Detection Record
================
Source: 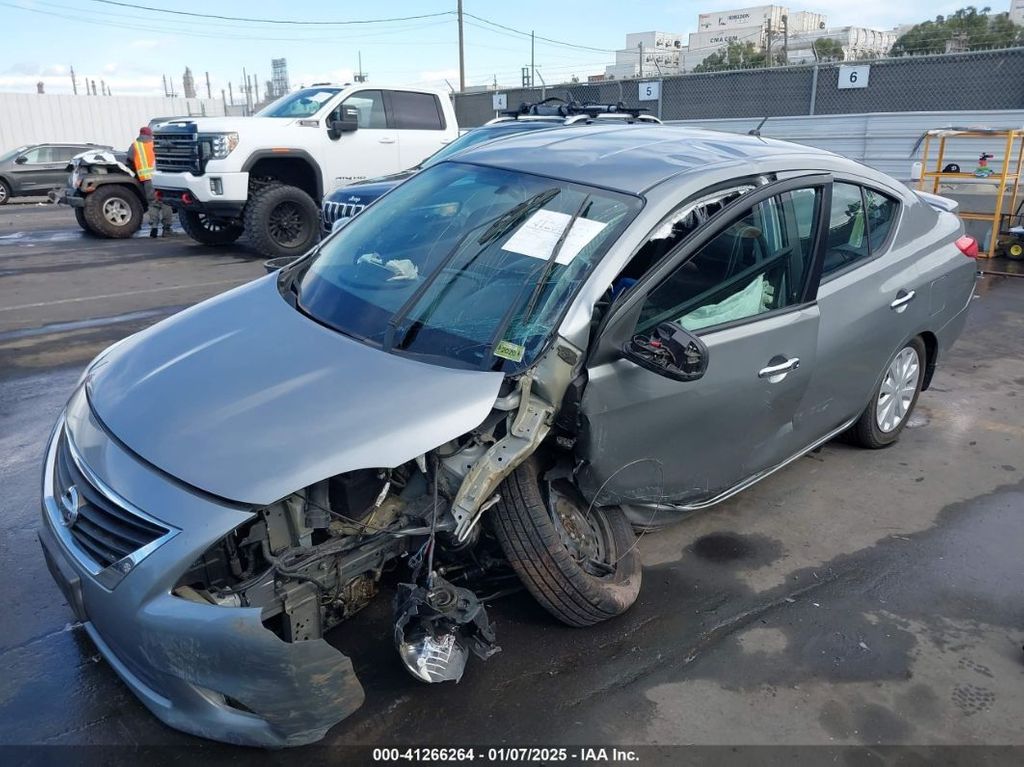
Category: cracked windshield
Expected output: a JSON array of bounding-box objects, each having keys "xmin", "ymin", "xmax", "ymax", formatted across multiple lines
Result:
[{"xmin": 296, "ymin": 162, "xmax": 639, "ymax": 369}]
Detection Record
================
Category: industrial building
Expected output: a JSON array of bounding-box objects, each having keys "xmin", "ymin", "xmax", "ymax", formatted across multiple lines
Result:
[{"xmin": 605, "ymin": 4, "xmax": 899, "ymax": 78}]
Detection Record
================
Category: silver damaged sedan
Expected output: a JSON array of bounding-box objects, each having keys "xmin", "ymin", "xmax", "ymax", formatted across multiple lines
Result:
[{"xmin": 38, "ymin": 126, "xmax": 978, "ymax": 746}]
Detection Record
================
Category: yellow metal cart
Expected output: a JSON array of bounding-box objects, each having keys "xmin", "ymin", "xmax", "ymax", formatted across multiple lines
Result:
[{"xmin": 917, "ymin": 128, "xmax": 1024, "ymax": 258}]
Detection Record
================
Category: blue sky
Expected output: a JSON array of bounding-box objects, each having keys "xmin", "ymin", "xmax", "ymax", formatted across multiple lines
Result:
[{"xmin": 1, "ymin": 0, "xmax": 977, "ymax": 97}]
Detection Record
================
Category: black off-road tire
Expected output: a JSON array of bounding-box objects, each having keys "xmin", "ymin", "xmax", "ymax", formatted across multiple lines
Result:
[
  {"xmin": 82, "ymin": 185, "xmax": 144, "ymax": 238},
  {"xmin": 243, "ymin": 183, "xmax": 320, "ymax": 259},
  {"xmin": 491, "ymin": 459, "xmax": 642, "ymax": 627},
  {"xmin": 0, "ymin": 179, "xmax": 10, "ymax": 205},
  {"xmin": 178, "ymin": 210, "xmax": 243, "ymax": 245},
  {"xmin": 850, "ymin": 336, "xmax": 926, "ymax": 449},
  {"xmin": 73, "ymin": 207, "xmax": 93, "ymax": 233}
]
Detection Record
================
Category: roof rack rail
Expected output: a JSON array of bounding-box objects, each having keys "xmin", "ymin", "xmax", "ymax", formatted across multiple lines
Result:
[{"xmin": 502, "ymin": 95, "xmax": 650, "ymax": 120}]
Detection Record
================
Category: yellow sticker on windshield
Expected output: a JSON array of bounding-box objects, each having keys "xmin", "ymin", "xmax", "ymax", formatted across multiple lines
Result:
[{"xmin": 494, "ymin": 340, "xmax": 525, "ymax": 363}]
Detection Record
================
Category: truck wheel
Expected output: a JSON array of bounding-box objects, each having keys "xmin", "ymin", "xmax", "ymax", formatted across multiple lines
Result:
[
  {"xmin": 244, "ymin": 183, "xmax": 320, "ymax": 258},
  {"xmin": 491, "ymin": 458, "xmax": 642, "ymax": 627},
  {"xmin": 178, "ymin": 210, "xmax": 243, "ymax": 245},
  {"xmin": 73, "ymin": 207, "xmax": 93, "ymax": 234},
  {"xmin": 83, "ymin": 185, "xmax": 143, "ymax": 238},
  {"xmin": 0, "ymin": 179, "xmax": 10, "ymax": 205}
]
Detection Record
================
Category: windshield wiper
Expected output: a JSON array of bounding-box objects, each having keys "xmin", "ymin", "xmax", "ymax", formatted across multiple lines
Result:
[
  {"xmin": 480, "ymin": 194, "xmax": 592, "ymax": 369},
  {"xmin": 384, "ymin": 188, "xmax": 561, "ymax": 352}
]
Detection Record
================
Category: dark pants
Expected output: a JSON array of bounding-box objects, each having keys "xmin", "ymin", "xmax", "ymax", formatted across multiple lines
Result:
[{"xmin": 142, "ymin": 180, "xmax": 173, "ymax": 229}]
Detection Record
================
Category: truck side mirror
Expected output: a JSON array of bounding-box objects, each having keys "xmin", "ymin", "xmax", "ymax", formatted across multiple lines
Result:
[
  {"xmin": 14, "ymin": 155, "xmax": 27, "ymax": 165},
  {"xmin": 327, "ymin": 106, "xmax": 360, "ymax": 140}
]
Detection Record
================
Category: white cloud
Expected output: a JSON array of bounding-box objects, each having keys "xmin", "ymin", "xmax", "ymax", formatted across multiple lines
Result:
[{"xmin": 129, "ymin": 39, "xmax": 161, "ymax": 50}]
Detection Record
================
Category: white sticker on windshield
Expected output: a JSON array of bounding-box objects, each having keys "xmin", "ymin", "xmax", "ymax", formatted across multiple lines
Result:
[{"xmin": 501, "ymin": 210, "xmax": 607, "ymax": 265}]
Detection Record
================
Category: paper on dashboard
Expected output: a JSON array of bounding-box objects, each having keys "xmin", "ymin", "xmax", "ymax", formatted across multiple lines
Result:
[{"xmin": 502, "ymin": 209, "xmax": 607, "ymax": 265}]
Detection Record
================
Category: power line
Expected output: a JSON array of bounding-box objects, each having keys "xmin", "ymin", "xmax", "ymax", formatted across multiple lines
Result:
[
  {"xmin": 463, "ymin": 11, "xmax": 618, "ymax": 53},
  {"xmin": 83, "ymin": 0, "xmax": 453, "ymax": 26}
]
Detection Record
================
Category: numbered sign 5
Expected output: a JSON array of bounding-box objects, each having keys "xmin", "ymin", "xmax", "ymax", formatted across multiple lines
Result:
[
  {"xmin": 837, "ymin": 65, "xmax": 870, "ymax": 90},
  {"xmin": 639, "ymin": 81, "xmax": 660, "ymax": 101}
]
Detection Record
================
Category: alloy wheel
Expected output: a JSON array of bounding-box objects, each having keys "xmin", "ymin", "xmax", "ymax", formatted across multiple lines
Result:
[
  {"xmin": 267, "ymin": 201, "xmax": 309, "ymax": 247},
  {"xmin": 102, "ymin": 197, "xmax": 132, "ymax": 226},
  {"xmin": 875, "ymin": 346, "xmax": 920, "ymax": 433},
  {"xmin": 0, "ymin": 185, "xmax": 7, "ymax": 204}
]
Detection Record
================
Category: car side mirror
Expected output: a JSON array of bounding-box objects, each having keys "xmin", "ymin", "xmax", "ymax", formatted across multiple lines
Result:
[
  {"xmin": 14, "ymin": 155, "xmax": 27, "ymax": 164},
  {"xmin": 327, "ymin": 106, "xmax": 360, "ymax": 139},
  {"xmin": 623, "ymin": 321, "xmax": 709, "ymax": 382}
]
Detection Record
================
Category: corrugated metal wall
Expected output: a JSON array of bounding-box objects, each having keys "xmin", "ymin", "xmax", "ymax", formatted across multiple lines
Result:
[
  {"xmin": 672, "ymin": 110, "xmax": 1024, "ymax": 180},
  {"xmin": 0, "ymin": 94, "xmax": 225, "ymax": 154}
]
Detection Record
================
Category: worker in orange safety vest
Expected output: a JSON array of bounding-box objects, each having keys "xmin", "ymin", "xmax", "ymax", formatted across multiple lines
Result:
[{"xmin": 127, "ymin": 126, "xmax": 172, "ymax": 237}]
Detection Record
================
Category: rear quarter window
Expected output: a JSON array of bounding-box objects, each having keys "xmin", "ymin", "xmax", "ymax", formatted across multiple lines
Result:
[{"xmin": 391, "ymin": 91, "xmax": 446, "ymax": 130}]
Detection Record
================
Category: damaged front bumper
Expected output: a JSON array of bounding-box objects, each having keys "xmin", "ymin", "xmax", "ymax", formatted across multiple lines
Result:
[{"xmin": 37, "ymin": 388, "xmax": 365, "ymax": 747}]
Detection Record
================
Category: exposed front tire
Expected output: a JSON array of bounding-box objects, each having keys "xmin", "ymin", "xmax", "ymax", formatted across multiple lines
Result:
[
  {"xmin": 178, "ymin": 210, "xmax": 243, "ymax": 245},
  {"xmin": 491, "ymin": 458, "xmax": 642, "ymax": 627},
  {"xmin": 82, "ymin": 185, "xmax": 143, "ymax": 238},
  {"xmin": 0, "ymin": 179, "xmax": 10, "ymax": 205},
  {"xmin": 850, "ymin": 336, "xmax": 926, "ymax": 449},
  {"xmin": 243, "ymin": 183, "xmax": 320, "ymax": 259}
]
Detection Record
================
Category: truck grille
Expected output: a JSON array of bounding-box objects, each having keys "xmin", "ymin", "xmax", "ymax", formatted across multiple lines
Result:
[
  {"xmin": 54, "ymin": 432, "xmax": 169, "ymax": 570},
  {"xmin": 322, "ymin": 200, "xmax": 366, "ymax": 228},
  {"xmin": 154, "ymin": 125, "xmax": 201, "ymax": 175}
]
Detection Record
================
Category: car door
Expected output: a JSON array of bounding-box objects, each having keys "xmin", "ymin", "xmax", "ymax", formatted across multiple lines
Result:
[
  {"xmin": 578, "ymin": 175, "xmax": 832, "ymax": 508},
  {"xmin": 10, "ymin": 146, "xmax": 60, "ymax": 193},
  {"xmin": 386, "ymin": 90, "xmax": 451, "ymax": 168},
  {"xmin": 322, "ymin": 89, "xmax": 400, "ymax": 190},
  {"xmin": 801, "ymin": 182, "xmax": 930, "ymax": 437}
]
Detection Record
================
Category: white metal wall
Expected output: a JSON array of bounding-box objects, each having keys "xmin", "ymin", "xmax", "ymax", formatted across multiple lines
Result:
[
  {"xmin": 671, "ymin": 110, "xmax": 1024, "ymax": 180},
  {"xmin": 0, "ymin": 94, "xmax": 225, "ymax": 154}
]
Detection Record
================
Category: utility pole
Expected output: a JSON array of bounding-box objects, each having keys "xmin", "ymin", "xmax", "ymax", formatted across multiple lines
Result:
[
  {"xmin": 782, "ymin": 14, "xmax": 788, "ymax": 65},
  {"xmin": 457, "ymin": 0, "xmax": 465, "ymax": 92},
  {"xmin": 638, "ymin": 42, "xmax": 643, "ymax": 78},
  {"xmin": 228, "ymin": 82, "xmax": 234, "ymax": 107},
  {"xmin": 253, "ymin": 74, "xmax": 259, "ymax": 105},
  {"xmin": 162, "ymin": 74, "xmax": 168, "ymax": 97},
  {"xmin": 531, "ymin": 30, "xmax": 536, "ymax": 91},
  {"xmin": 221, "ymin": 88, "xmax": 227, "ymax": 113},
  {"xmin": 205, "ymin": 71, "xmax": 212, "ymax": 99},
  {"xmin": 242, "ymin": 67, "xmax": 250, "ymax": 112},
  {"xmin": 70, "ymin": 65, "xmax": 78, "ymax": 95},
  {"xmin": 355, "ymin": 51, "xmax": 367, "ymax": 83},
  {"xmin": 766, "ymin": 20, "xmax": 773, "ymax": 67}
]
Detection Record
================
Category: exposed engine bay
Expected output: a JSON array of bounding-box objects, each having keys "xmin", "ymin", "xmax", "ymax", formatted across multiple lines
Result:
[{"xmin": 172, "ymin": 342, "xmax": 579, "ymax": 683}]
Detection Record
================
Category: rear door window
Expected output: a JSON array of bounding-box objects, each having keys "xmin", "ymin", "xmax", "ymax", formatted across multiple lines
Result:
[
  {"xmin": 865, "ymin": 189, "xmax": 899, "ymax": 252},
  {"xmin": 390, "ymin": 91, "xmax": 445, "ymax": 130},
  {"xmin": 822, "ymin": 183, "xmax": 900, "ymax": 277}
]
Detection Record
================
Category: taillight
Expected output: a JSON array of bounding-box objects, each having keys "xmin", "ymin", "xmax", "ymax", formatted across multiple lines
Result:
[
  {"xmin": 955, "ymin": 235, "xmax": 978, "ymax": 258},
  {"xmin": 153, "ymin": 189, "xmax": 162, "ymax": 201}
]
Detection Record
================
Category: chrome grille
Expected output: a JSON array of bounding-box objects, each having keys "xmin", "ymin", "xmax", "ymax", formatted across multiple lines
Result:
[
  {"xmin": 54, "ymin": 432, "xmax": 168, "ymax": 569},
  {"xmin": 322, "ymin": 200, "xmax": 366, "ymax": 227},
  {"xmin": 154, "ymin": 126, "xmax": 201, "ymax": 175}
]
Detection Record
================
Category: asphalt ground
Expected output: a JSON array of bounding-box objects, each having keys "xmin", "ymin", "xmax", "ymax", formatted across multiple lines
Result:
[{"xmin": 1, "ymin": 202, "xmax": 1022, "ymax": 761}]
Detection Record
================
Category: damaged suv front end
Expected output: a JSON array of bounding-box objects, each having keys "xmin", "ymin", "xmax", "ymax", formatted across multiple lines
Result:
[{"xmin": 38, "ymin": 158, "xmax": 640, "ymax": 746}]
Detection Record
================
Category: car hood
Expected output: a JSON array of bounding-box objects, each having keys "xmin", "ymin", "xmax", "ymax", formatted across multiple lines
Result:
[
  {"xmin": 84, "ymin": 277, "xmax": 504, "ymax": 505},
  {"xmin": 324, "ymin": 173, "xmax": 415, "ymax": 204}
]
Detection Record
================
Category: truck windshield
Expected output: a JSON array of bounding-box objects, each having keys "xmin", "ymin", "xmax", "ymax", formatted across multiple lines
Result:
[
  {"xmin": 257, "ymin": 87, "xmax": 341, "ymax": 118},
  {"xmin": 295, "ymin": 162, "xmax": 640, "ymax": 370}
]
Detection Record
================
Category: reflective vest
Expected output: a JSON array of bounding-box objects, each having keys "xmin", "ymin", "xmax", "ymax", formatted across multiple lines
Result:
[{"xmin": 131, "ymin": 138, "xmax": 156, "ymax": 181}]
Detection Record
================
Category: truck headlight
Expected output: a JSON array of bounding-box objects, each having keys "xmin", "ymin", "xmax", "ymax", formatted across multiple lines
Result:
[{"xmin": 200, "ymin": 132, "xmax": 239, "ymax": 160}]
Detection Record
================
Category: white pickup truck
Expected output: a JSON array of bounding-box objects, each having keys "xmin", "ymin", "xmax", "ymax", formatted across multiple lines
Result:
[{"xmin": 153, "ymin": 84, "xmax": 458, "ymax": 257}]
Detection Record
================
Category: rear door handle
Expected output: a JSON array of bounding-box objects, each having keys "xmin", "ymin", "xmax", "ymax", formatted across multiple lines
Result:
[
  {"xmin": 758, "ymin": 357, "xmax": 800, "ymax": 380},
  {"xmin": 378, "ymin": 137, "xmax": 396, "ymax": 144},
  {"xmin": 890, "ymin": 289, "xmax": 916, "ymax": 312}
]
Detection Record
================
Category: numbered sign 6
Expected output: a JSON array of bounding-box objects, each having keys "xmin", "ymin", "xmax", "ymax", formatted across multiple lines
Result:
[{"xmin": 837, "ymin": 65, "xmax": 870, "ymax": 90}]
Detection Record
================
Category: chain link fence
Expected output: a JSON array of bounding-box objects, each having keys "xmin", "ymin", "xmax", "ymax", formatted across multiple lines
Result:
[{"xmin": 454, "ymin": 47, "xmax": 1024, "ymax": 127}]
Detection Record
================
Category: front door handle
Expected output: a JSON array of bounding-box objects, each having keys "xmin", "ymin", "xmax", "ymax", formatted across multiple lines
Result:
[
  {"xmin": 378, "ymin": 137, "xmax": 396, "ymax": 144},
  {"xmin": 758, "ymin": 357, "xmax": 800, "ymax": 381},
  {"xmin": 890, "ymin": 289, "xmax": 916, "ymax": 312}
]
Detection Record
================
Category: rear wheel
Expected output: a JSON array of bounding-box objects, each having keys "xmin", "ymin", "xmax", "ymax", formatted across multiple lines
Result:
[
  {"xmin": 82, "ymin": 185, "xmax": 143, "ymax": 238},
  {"xmin": 491, "ymin": 458, "xmax": 642, "ymax": 627},
  {"xmin": 850, "ymin": 336, "xmax": 926, "ymax": 449},
  {"xmin": 178, "ymin": 210, "xmax": 243, "ymax": 245},
  {"xmin": 243, "ymin": 183, "xmax": 320, "ymax": 259}
]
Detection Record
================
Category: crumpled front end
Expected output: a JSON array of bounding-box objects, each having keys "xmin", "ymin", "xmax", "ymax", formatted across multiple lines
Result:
[{"xmin": 38, "ymin": 386, "xmax": 365, "ymax": 747}]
